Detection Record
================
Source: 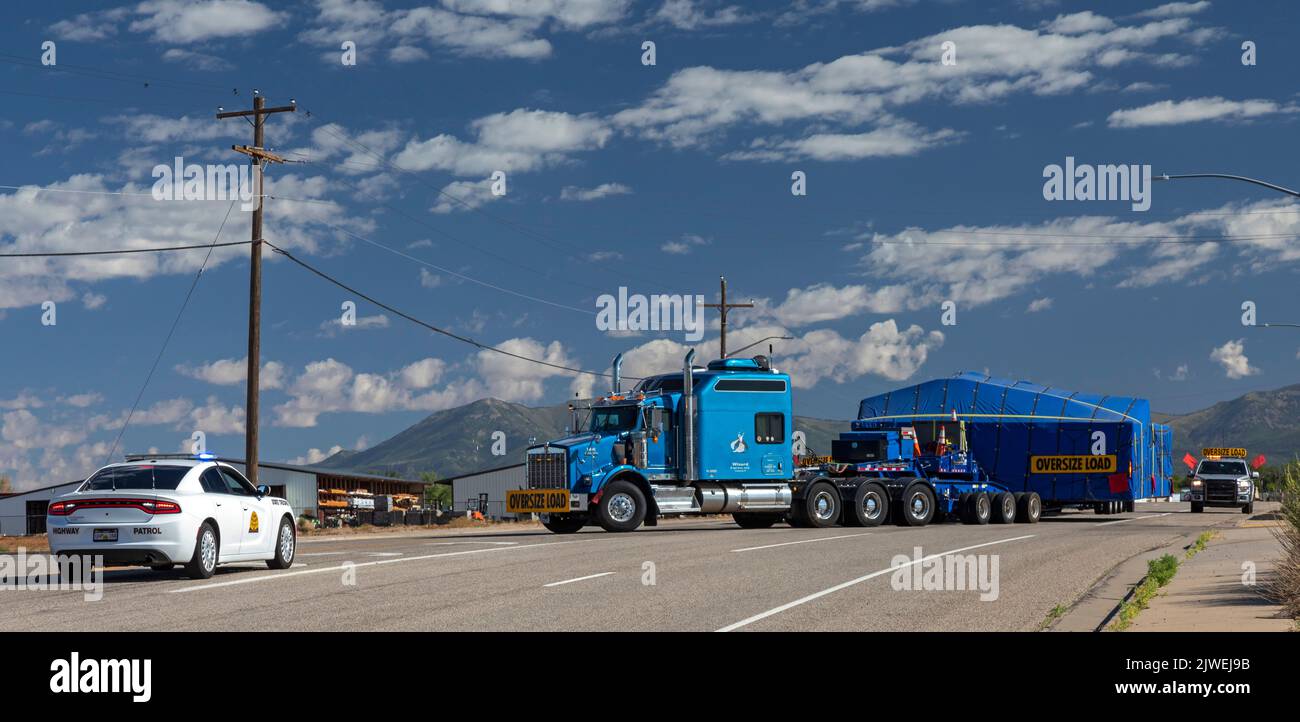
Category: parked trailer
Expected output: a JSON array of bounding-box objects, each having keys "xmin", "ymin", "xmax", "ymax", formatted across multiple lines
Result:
[{"xmin": 509, "ymin": 353, "xmax": 1174, "ymax": 533}]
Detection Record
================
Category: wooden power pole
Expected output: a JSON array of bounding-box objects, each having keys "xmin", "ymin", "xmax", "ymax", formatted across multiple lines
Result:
[
  {"xmin": 216, "ymin": 93, "xmax": 294, "ymax": 483},
  {"xmin": 704, "ymin": 276, "xmax": 753, "ymax": 359}
]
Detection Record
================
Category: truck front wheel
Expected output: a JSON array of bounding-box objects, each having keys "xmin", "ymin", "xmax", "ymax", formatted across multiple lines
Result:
[
  {"xmin": 543, "ymin": 515, "xmax": 586, "ymax": 534},
  {"xmin": 1191, "ymin": 501, "xmax": 1204, "ymax": 513},
  {"xmin": 596, "ymin": 481, "xmax": 647, "ymax": 532},
  {"xmin": 1242, "ymin": 502, "xmax": 1254, "ymax": 514},
  {"xmin": 898, "ymin": 484, "xmax": 936, "ymax": 527}
]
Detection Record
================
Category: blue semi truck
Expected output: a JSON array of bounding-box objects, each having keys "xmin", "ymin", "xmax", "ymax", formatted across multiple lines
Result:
[{"xmin": 506, "ymin": 352, "xmax": 1174, "ymax": 533}]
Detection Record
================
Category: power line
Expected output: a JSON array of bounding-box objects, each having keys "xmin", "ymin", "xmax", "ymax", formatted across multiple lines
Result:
[
  {"xmin": 103, "ymin": 200, "xmax": 240, "ymax": 467},
  {"xmin": 263, "ymin": 239, "xmax": 632, "ymax": 380},
  {"xmin": 0, "ymin": 240, "xmax": 252, "ymax": 258},
  {"xmin": 311, "ymin": 219, "xmax": 595, "ymax": 315},
  {"xmin": 864, "ymin": 234, "xmax": 1300, "ymax": 248}
]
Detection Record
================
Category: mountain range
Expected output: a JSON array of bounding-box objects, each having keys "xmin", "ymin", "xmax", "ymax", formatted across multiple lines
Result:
[{"xmin": 316, "ymin": 383, "xmax": 1300, "ymax": 479}]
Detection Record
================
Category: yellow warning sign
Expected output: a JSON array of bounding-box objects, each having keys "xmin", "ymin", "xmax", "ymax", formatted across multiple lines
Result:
[
  {"xmin": 1201, "ymin": 447, "xmax": 1246, "ymax": 458},
  {"xmin": 506, "ymin": 489, "xmax": 571, "ymax": 514},
  {"xmin": 1029, "ymin": 454, "xmax": 1118, "ymax": 474},
  {"xmin": 249, "ymin": 511, "xmax": 259, "ymax": 533}
]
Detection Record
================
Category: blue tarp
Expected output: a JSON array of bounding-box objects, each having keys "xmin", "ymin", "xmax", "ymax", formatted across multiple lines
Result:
[{"xmin": 854, "ymin": 372, "xmax": 1173, "ymax": 502}]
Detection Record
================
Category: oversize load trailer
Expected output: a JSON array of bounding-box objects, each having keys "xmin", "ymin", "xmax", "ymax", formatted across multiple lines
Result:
[{"xmin": 854, "ymin": 372, "xmax": 1174, "ymax": 507}]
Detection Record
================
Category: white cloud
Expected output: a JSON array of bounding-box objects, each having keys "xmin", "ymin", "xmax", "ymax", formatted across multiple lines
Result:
[
  {"xmin": 419, "ymin": 268, "xmax": 444, "ymax": 287},
  {"xmin": 395, "ymin": 109, "xmax": 611, "ymax": 177},
  {"xmin": 161, "ymin": 48, "xmax": 235, "ymax": 71},
  {"xmin": 1026, "ymin": 297, "xmax": 1053, "ymax": 313},
  {"xmin": 1044, "ymin": 11, "xmax": 1115, "ymax": 34},
  {"xmin": 661, "ymin": 233, "xmax": 710, "ymax": 254},
  {"xmin": 288, "ymin": 445, "xmax": 344, "ymax": 466},
  {"xmin": 1135, "ymin": 2, "xmax": 1211, "ymax": 19},
  {"xmin": 81, "ymin": 292, "xmax": 107, "ymax": 310},
  {"xmin": 759, "ymin": 282, "xmax": 913, "ymax": 325},
  {"xmin": 653, "ymin": 0, "xmax": 753, "ymax": 29},
  {"xmin": 1210, "ymin": 339, "xmax": 1258, "ymax": 379},
  {"xmin": 1108, "ymin": 97, "xmax": 1297, "ymax": 128},
  {"xmin": 430, "ymin": 178, "xmax": 503, "ymax": 214},
  {"xmin": 474, "ymin": 338, "xmax": 578, "ymax": 403},
  {"xmin": 301, "ymin": 0, "xmax": 631, "ymax": 61},
  {"xmin": 174, "ymin": 358, "xmax": 286, "ymax": 390},
  {"xmin": 273, "ymin": 356, "xmax": 481, "ymax": 427},
  {"xmin": 560, "ymin": 183, "xmax": 632, "ymax": 201},
  {"xmin": 724, "ymin": 120, "xmax": 960, "ymax": 162},
  {"xmin": 130, "ymin": 0, "xmax": 284, "ymax": 43},
  {"xmin": 319, "ymin": 313, "xmax": 391, "ymax": 336}
]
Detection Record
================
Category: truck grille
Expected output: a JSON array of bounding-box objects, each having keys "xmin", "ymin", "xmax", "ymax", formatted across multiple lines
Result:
[
  {"xmin": 1205, "ymin": 480, "xmax": 1238, "ymax": 503},
  {"xmin": 527, "ymin": 451, "xmax": 567, "ymax": 489}
]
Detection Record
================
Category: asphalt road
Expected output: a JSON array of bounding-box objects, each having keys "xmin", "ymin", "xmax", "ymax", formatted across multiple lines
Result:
[{"xmin": 0, "ymin": 502, "xmax": 1262, "ymax": 631}]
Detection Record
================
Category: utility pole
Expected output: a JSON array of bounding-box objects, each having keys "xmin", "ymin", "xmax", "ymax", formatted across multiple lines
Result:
[
  {"xmin": 704, "ymin": 276, "xmax": 753, "ymax": 359},
  {"xmin": 216, "ymin": 92, "xmax": 295, "ymax": 483}
]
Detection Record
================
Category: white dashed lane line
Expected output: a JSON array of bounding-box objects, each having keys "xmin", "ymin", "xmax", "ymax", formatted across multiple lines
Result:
[
  {"xmin": 716, "ymin": 534, "xmax": 1036, "ymax": 632},
  {"xmin": 1094, "ymin": 513, "xmax": 1171, "ymax": 527},
  {"xmin": 730, "ymin": 533, "xmax": 872, "ymax": 553},
  {"xmin": 169, "ymin": 540, "xmax": 590, "ymax": 593},
  {"xmin": 544, "ymin": 572, "xmax": 615, "ymax": 588}
]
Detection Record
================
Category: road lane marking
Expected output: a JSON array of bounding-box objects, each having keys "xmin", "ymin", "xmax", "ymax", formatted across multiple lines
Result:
[
  {"xmin": 366, "ymin": 552, "xmax": 403, "ymax": 557},
  {"xmin": 716, "ymin": 534, "xmax": 1036, "ymax": 632},
  {"xmin": 299, "ymin": 552, "xmax": 345, "ymax": 557},
  {"xmin": 544, "ymin": 572, "xmax": 615, "ymax": 587},
  {"xmin": 424, "ymin": 541, "xmax": 519, "ymax": 546},
  {"xmin": 169, "ymin": 540, "xmax": 589, "ymax": 593},
  {"xmin": 1095, "ymin": 513, "xmax": 1171, "ymax": 527},
  {"xmin": 731, "ymin": 533, "xmax": 871, "ymax": 553}
]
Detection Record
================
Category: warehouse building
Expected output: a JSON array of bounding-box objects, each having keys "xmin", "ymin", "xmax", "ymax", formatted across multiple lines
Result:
[
  {"xmin": 446, "ymin": 463, "xmax": 526, "ymax": 520},
  {"xmin": 0, "ymin": 456, "xmax": 432, "ymax": 535}
]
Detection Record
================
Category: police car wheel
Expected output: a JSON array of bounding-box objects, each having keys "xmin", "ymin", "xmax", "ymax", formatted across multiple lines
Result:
[
  {"xmin": 185, "ymin": 522, "xmax": 218, "ymax": 580},
  {"xmin": 597, "ymin": 480, "xmax": 646, "ymax": 532},
  {"xmin": 266, "ymin": 517, "xmax": 296, "ymax": 569}
]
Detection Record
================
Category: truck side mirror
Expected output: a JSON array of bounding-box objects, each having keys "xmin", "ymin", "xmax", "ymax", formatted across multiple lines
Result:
[{"xmin": 1251, "ymin": 471, "xmax": 1259, "ymax": 479}]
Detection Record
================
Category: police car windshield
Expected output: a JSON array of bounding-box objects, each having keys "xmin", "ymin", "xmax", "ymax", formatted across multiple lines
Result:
[
  {"xmin": 1198, "ymin": 460, "xmax": 1248, "ymax": 476},
  {"xmin": 591, "ymin": 405, "xmax": 639, "ymax": 434},
  {"xmin": 83, "ymin": 465, "xmax": 188, "ymax": 490}
]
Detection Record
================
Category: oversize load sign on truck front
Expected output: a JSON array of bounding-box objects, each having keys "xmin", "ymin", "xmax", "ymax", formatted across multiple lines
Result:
[
  {"xmin": 1029, "ymin": 454, "xmax": 1118, "ymax": 474},
  {"xmin": 506, "ymin": 489, "xmax": 570, "ymax": 513},
  {"xmin": 1201, "ymin": 447, "xmax": 1246, "ymax": 458}
]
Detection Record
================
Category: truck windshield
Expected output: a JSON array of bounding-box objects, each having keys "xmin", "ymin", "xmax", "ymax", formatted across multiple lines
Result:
[
  {"xmin": 590, "ymin": 405, "xmax": 639, "ymax": 434},
  {"xmin": 1197, "ymin": 461, "xmax": 1248, "ymax": 476}
]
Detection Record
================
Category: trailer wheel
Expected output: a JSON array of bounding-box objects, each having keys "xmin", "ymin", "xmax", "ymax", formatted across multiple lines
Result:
[
  {"xmin": 798, "ymin": 481, "xmax": 841, "ymax": 528},
  {"xmin": 733, "ymin": 513, "xmax": 780, "ymax": 529},
  {"xmin": 957, "ymin": 492, "xmax": 972, "ymax": 523},
  {"xmin": 1191, "ymin": 501, "xmax": 1204, "ymax": 513},
  {"xmin": 595, "ymin": 480, "xmax": 646, "ymax": 532},
  {"xmin": 1016, "ymin": 492, "xmax": 1041, "ymax": 523},
  {"xmin": 850, "ymin": 482, "xmax": 890, "ymax": 527},
  {"xmin": 992, "ymin": 492, "xmax": 1016, "ymax": 524},
  {"xmin": 964, "ymin": 492, "xmax": 991, "ymax": 525},
  {"xmin": 899, "ymin": 484, "xmax": 936, "ymax": 527}
]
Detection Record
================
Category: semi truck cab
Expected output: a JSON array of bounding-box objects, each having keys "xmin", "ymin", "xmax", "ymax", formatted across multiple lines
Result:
[{"xmin": 1189, "ymin": 449, "xmax": 1258, "ymax": 514}]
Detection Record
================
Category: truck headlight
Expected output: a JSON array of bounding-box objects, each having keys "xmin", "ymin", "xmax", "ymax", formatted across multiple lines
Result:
[
  {"xmin": 1191, "ymin": 479, "xmax": 1202, "ymax": 487},
  {"xmin": 1238, "ymin": 480, "xmax": 1250, "ymax": 490}
]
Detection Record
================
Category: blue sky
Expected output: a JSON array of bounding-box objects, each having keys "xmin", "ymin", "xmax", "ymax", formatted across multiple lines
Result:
[{"xmin": 2, "ymin": 0, "xmax": 1299, "ymax": 489}]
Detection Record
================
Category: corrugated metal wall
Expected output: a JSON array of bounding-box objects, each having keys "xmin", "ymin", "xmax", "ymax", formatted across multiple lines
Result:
[
  {"xmin": 0, "ymin": 482, "xmax": 83, "ymax": 536},
  {"xmin": 451, "ymin": 464, "xmax": 526, "ymax": 520},
  {"xmin": 226, "ymin": 462, "xmax": 319, "ymax": 518}
]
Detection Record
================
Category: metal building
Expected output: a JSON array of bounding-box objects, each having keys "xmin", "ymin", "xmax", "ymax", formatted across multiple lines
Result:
[
  {"xmin": 0, "ymin": 481, "xmax": 84, "ymax": 536},
  {"xmin": 446, "ymin": 463, "xmax": 526, "ymax": 520}
]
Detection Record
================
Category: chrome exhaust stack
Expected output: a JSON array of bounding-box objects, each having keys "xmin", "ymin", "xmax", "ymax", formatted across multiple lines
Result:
[
  {"xmin": 611, "ymin": 352, "xmax": 623, "ymax": 395},
  {"xmin": 682, "ymin": 349, "xmax": 696, "ymax": 482}
]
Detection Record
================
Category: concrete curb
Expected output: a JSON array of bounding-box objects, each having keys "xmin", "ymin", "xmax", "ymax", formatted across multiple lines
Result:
[{"xmin": 1047, "ymin": 515, "xmax": 1239, "ymax": 632}]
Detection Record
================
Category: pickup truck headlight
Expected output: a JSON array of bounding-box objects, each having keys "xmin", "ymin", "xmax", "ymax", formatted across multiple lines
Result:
[
  {"xmin": 1238, "ymin": 480, "xmax": 1251, "ymax": 490},
  {"xmin": 1191, "ymin": 479, "xmax": 1202, "ymax": 487}
]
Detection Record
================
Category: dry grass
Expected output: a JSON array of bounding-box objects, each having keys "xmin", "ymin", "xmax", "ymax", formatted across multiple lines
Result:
[
  {"xmin": 299, "ymin": 515, "xmax": 540, "ymax": 537},
  {"xmin": 0, "ymin": 534, "xmax": 50, "ymax": 553},
  {"xmin": 1264, "ymin": 464, "xmax": 1300, "ymax": 619}
]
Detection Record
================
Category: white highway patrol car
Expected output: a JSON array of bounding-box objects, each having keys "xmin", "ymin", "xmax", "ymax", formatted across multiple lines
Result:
[{"xmin": 47, "ymin": 454, "xmax": 296, "ymax": 579}]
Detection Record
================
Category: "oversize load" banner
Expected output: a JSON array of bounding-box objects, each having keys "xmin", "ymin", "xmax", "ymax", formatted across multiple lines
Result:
[{"xmin": 1029, "ymin": 454, "xmax": 1118, "ymax": 474}]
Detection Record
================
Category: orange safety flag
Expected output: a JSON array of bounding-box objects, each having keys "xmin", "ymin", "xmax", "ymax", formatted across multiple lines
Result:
[
  {"xmin": 1182, "ymin": 453, "xmax": 1197, "ymax": 471},
  {"xmin": 1250, "ymin": 454, "xmax": 1267, "ymax": 470}
]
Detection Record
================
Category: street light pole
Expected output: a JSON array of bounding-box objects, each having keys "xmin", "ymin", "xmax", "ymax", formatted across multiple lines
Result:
[{"xmin": 1154, "ymin": 173, "xmax": 1300, "ymax": 199}]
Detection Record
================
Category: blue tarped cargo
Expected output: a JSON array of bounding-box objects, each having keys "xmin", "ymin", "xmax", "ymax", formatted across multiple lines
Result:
[{"xmin": 853, "ymin": 372, "xmax": 1174, "ymax": 503}]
